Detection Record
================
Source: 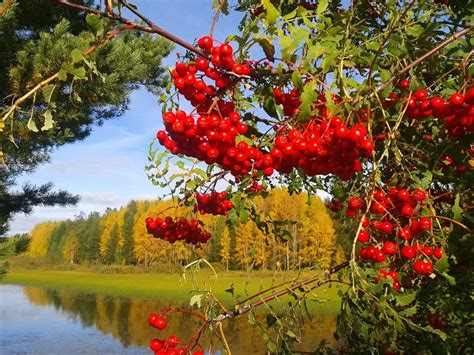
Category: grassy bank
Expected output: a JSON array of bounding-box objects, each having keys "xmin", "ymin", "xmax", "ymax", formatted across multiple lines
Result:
[{"xmin": 1, "ymin": 268, "xmax": 343, "ymax": 313}]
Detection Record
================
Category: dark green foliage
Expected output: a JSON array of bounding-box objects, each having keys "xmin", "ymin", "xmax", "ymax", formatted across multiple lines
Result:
[
  {"xmin": 0, "ymin": 0, "xmax": 173, "ymax": 236},
  {"xmin": 80, "ymin": 212, "xmax": 101, "ymax": 263},
  {"xmin": 121, "ymin": 200, "xmax": 137, "ymax": 264}
]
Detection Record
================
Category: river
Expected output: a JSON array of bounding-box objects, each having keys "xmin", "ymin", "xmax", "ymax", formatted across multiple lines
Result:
[{"xmin": 0, "ymin": 284, "xmax": 337, "ymax": 354}]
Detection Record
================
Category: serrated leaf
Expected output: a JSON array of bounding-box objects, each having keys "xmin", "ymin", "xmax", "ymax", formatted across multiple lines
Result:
[
  {"xmin": 298, "ymin": 80, "xmax": 317, "ymax": 120},
  {"xmin": 395, "ymin": 292, "xmax": 416, "ymax": 306},
  {"xmin": 291, "ymin": 71, "xmax": 303, "ymax": 91},
  {"xmin": 70, "ymin": 66, "xmax": 86, "ymax": 80},
  {"xmin": 424, "ymin": 326, "xmax": 447, "ymax": 341},
  {"xmin": 366, "ymin": 41, "xmax": 380, "ymax": 51},
  {"xmin": 255, "ymin": 37, "xmax": 275, "ymax": 61},
  {"xmin": 322, "ymin": 54, "xmax": 337, "ymax": 73},
  {"xmin": 261, "ymin": 0, "xmax": 279, "ymax": 25},
  {"xmin": 406, "ymin": 24, "xmax": 425, "ymax": 37},
  {"xmin": 58, "ymin": 70, "xmax": 68, "ymax": 81},
  {"xmin": 71, "ymin": 49, "xmax": 84, "ymax": 63},
  {"xmin": 317, "ymin": 0, "xmax": 329, "ymax": 14},
  {"xmin": 190, "ymin": 294, "xmax": 203, "ymax": 308}
]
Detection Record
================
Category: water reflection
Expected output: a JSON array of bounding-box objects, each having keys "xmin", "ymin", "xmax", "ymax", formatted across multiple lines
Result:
[{"xmin": 1, "ymin": 285, "xmax": 336, "ymax": 354}]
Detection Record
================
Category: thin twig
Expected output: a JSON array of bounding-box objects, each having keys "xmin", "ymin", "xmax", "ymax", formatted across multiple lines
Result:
[
  {"xmin": 0, "ymin": 0, "xmax": 13, "ymax": 15},
  {"xmin": 377, "ymin": 25, "xmax": 474, "ymax": 92}
]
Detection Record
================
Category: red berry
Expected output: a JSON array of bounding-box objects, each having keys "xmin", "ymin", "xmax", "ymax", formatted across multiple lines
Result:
[
  {"xmin": 398, "ymin": 79, "xmax": 410, "ymax": 89},
  {"xmin": 374, "ymin": 250, "xmax": 386, "ymax": 263},
  {"xmin": 415, "ymin": 89, "xmax": 428, "ymax": 101},
  {"xmin": 401, "ymin": 204, "xmax": 414, "ymax": 217},
  {"xmin": 433, "ymin": 247, "xmax": 443, "ymax": 259},
  {"xmin": 150, "ymin": 339, "xmax": 163, "ymax": 352},
  {"xmin": 412, "ymin": 189, "xmax": 426, "ymax": 202},
  {"xmin": 401, "ymin": 246, "xmax": 416, "ymax": 259},
  {"xmin": 357, "ymin": 230, "xmax": 370, "ymax": 243},
  {"xmin": 418, "ymin": 217, "xmax": 432, "ymax": 231},
  {"xmin": 397, "ymin": 227, "xmax": 412, "ymax": 241},
  {"xmin": 382, "ymin": 241, "xmax": 397, "ymax": 255},
  {"xmin": 449, "ymin": 93, "xmax": 464, "ymax": 106},
  {"xmin": 348, "ymin": 197, "xmax": 363, "ymax": 210}
]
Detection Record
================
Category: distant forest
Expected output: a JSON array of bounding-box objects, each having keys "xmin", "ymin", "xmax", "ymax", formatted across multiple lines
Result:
[{"xmin": 6, "ymin": 189, "xmax": 351, "ymax": 270}]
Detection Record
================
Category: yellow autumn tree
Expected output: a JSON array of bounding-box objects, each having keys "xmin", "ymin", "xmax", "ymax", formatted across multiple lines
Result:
[
  {"xmin": 300, "ymin": 196, "xmax": 336, "ymax": 269},
  {"xmin": 62, "ymin": 231, "xmax": 80, "ymax": 264},
  {"xmin": 27, "ymin": 222, "xmax": 59, "ymax": 257},
  {"xmin": 219, "ymin": 227, "xmax": 231, "ymax": 270}
]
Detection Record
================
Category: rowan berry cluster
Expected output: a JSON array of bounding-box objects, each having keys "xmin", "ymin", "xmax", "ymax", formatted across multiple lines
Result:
[
  {"xmin": 145, "ymin": 216, "xmax": 211, "ymax": 244},
  {"xmin": 148, "ymin": 313, "xmax": 203, "ymax": 355},
  {"xmin": 270, "ymin": 118, "xmax": 374, "ymax": 180},
  {"xmin": 156, "ymin": 108, "xmax": 276, "ymax": 176},
  {"xmin": 195, "ymin": 191, "xmax": 234, "ymax": 215},
  {"xmin": 170, "ymin": 36, "xmax": 251, "ymax": 108},
  {"xmin": 397, "ymin": 83, "xmax": 474, "ymax": 137},
  {"xmin": 347, "ymin": 187, "xmax": 444, "ymax": 286}
]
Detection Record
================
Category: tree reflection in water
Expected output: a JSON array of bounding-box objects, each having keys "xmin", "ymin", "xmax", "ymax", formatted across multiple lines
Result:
[{"xmin": 23, "ymin": 286, "xmax": 336, "ymax": 353}]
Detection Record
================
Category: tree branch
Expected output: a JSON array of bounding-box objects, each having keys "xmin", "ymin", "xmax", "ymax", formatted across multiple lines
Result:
[
  {"xmin": 0, "ymin": 0, "xmax": 13, "ymax": 16},
  {"xmin": 214, "ymin": 261, "xmax": 349, "ymax": 322},
  {"xmin": 377, "ymin": 25, "xmax": 474, "ymax": 92}
]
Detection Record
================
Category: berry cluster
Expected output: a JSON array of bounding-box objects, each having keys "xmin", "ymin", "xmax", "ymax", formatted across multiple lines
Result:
[
  {"xmin": 156, "ymin": 108, "xmax": 275, "ymax": 177},
  {"xmin": 397, "ymin": 83, "xmax": 474, "ymax": 137},
  {"xmin": 145, "ymin": 216, "xmax": 211, "ymax": 244},
  {"xmin": 347, "ymin": 187, "xmax": 444, "ymax": 285},
  {"xmin": 270, "ymin": 118, "xmax": 374, "ymax": 180},
  {"xmin": 148, "ymin": 313, "xmax": 203, "ymax": 355},
  {"xmin": 273, "ymin": 88, "xmax": 330, "ymax": 118},
  {"xmin": 170, "ymin": 36, "xmax": 251, "ymax": 109},
  {"xmin": 195, "ymin": 191, "xmax": 234, "ymax": 215}
]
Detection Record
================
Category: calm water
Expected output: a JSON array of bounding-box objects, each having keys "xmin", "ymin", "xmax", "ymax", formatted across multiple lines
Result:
[{"xmin": 0, "ymin": 284, "xmax": 336, "ymax": 354}]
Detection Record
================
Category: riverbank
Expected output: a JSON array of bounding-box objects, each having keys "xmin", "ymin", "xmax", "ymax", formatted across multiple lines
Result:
[{"xmin": 1, "ymin": 268, "xmax": 343, "ymax": 313}]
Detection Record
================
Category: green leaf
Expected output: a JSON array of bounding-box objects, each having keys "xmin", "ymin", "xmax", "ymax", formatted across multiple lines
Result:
[
  {"xmin": 42, "ymin": 84, "xmax": 58, "ymax": 104},
  {"xmin": 240, "ymin": 209, "xmax": 249, "ymax": 224},
  {"xmin": 27, "ymin": 116, "xmax": 39, "ymax": 132},
  {"xmin": 286, "ymin": 330, "xmax": 297, "ymax": 339},
  {"xmin": 70, "ymin": 66, "xmax": 86, "ymax": 80},
  {"xmin": 406, "ymin": 24, "xmax": 425, "ymax": 37},
  {"xmin": 71, "ymin": 49, "xmax": 84, "ymax": 64},
  {"xmin": 424, "ymin": 326, "xmax": 447, "ymax": 341},
  {"xmin": 190, "ymin": 294, "xmax": 203, "ymax": 308},
  {"xmin": 255, "ymin": 37, "xmax": 275, "ymax": 61},
  {"xmin": 441, "ymin": 272, "xmax": 456, "ymax": 286},
  {"xmin": 86, "ymin": 14, "xmax": 104, "ymax": 35},
  {"xmin": 452, "ymin": 194, "xmax": 462, "ymax": 221},
  {"xmin": 395, "ymin": 292, "xmax": 416, "ymax": 306},
  {"xmin": 58, "ymin": 70, "xmax": 68, "ymax": 81},
  {"xmin": 366, "ymin": 41, "xmax": 380, "ymax": 51},
  {"xmin": 435, "ymin": 256, "xmax": 449, "ymax": 273},
  {"xmin": 317, "ymin": 0, "xmax": 329, "ymax": 14},
  {"xmin": 263, "ymin": 96, "xmax": 278, "ymax": 118},
  {"xmin": 322, "ymin": 53, "xmax": 337, "ymax": 73},
  {"xmin": 261, "ymin": 0, "xmax": 279, "ymax": 25},
  {"xmin": 298, "ymin": 80, "xmax": 317, "ymax": 120},
  {"xmin": 41, "ymin": 110, "xmax": 54, "ymax": 131},
  {"xmin": 291, "ymin": 70, "xmax": 303, "ymax": 91}
]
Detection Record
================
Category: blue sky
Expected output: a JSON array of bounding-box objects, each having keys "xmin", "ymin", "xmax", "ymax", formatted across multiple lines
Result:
[{"xmin": 9, "ymin": 0, "xmax": 243, "ymax": 234}]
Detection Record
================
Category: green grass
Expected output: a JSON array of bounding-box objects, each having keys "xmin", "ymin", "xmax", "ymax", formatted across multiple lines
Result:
[{"xmin": 1, "ymin": 268, "xmax": 343, "ymax": 313}]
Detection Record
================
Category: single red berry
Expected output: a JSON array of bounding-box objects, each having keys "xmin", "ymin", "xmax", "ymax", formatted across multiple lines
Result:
[
  {"xmin": 401, "ymin": 246, "xmax": 416, "ymax": 259},
  {"xmin": 398, "ymin": 79, "xmax": 410, "ymax": 89},
  {"xmin": 415, "ymin": 89, "xmax": 428, "ymax": 101},
  {"xmin": 150, "ymin": 339, "xmax": 163, "ymax": 352},
  {"xmin": 401, "ymin": 204, "xmax": 414, "ymax": 217},
  {"xmin": 449, "ymin": 93, "xmax": 464, "ymax": 106},
  {"xmin": 374, "ymin": 250, "xmax": 386, "ymax": 263},
  {"xmin": 433, "ymin": 247, "xmax": 443, "ymax": 259},
  {"xmin": 397, "ymin": 227, "xmax": 412, "ymax": 241},
  {"xmin": 348, "ymin": 197, "xmax": 363, "ymax": 210},
  {"xmin": 397, "ymin": 189, "xmax": 410, "ymax": 202},
  {"xmin": 357, "ymin": 230, "xmax": 370, "ymax": 243},
  {"xmin": 412, "ymin": 189, "xmax": 426, "ymax": 202},
  {"xmin": 382, "ymin": 241, "xmax": 397, "ymax": 255},
  {"xmin": 418, "ymin": 217, "xmax": 432, "ymax": 231}
]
